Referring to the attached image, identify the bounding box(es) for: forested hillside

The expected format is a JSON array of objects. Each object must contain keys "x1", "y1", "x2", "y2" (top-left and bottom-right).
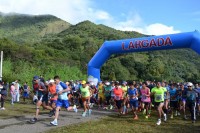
[{"x1": 0, "y1": 12, "x2": 200, "y2": 83}]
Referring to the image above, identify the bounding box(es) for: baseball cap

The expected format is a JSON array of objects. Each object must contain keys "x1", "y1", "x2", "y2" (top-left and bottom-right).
[
  {"x1": 187, "y1": 82, "x2": 193, "y2": 87},
  {"x1": 33, "y1": 76, "x2": 39, "y2": 80},
  {"x1": 49, "y1": 79, "x2": 54, "y2": 83},
  {"x1": 81, "y1": 80, "x2": 86, "y2": 84},
  {"x1": 122, "y1": 81, "x2": 127, "y2": 85},
  {"x1": 105, "y1": 82, "x2": 110, "y2": 86}
]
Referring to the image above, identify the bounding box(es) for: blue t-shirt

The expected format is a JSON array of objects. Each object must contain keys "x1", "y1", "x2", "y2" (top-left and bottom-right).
[
  {"x1": 56, "y1": 81, "x2": 68, "y2": 100},
  {"x1": 128, "y1": 88, "x2": 138, "y2": 101},
  {"x1": 169, "y1": 88, "x2": 178, "y2": 101}
]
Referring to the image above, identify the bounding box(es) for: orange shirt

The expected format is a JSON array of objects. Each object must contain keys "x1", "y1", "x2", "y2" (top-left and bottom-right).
[
  {"x1": 113, "y1": 87, "x2": 123, "y2": 100},
  {"x1": 48, "y1": 84, "x2": 58, "y2": 100}
]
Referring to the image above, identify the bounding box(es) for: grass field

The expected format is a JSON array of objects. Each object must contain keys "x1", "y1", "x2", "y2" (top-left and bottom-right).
[
  {"x1": 1, "y1": 98, "x2": 200, "y2": 133},
  {"x1": 0, "y1": 98, "x2": 49, "y2": 119},
  {"x1": 45, "y1": 111, "x2": 200, "y2": 133}
]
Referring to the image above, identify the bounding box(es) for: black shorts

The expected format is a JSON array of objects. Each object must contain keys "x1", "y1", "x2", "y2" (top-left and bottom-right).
[
  {"x1": 154, "y1": 102, "x2": 164, "y2": 107},
  {"x1": 115, "y1": 100, "x2": 123, "y2": 109},
  {"x1": 73, "y1": 92, "x2": 79, "y2": 97},
  {"x1": 170, "y1": 101, "x2": 178, "y2": 108},
  {"x1": 143, "y1": 102, "x2": 150, "y2": 106},
  {"x1": 38, "y1": 94, "x2": 48, "y2": 104}
]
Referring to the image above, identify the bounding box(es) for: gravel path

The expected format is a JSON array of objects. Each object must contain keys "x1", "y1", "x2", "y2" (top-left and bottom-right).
[{"x1": 0, "y1": 108, "x2": 114, "y2": 133}]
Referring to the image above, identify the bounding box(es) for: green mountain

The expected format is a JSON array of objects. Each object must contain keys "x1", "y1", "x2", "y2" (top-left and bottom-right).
[
  {"x1": 0, "y1": 12, "x2": 200, "y2": 83},
  {"x1": 0, "y1": 12, "x2": 71, "y2": 44}
]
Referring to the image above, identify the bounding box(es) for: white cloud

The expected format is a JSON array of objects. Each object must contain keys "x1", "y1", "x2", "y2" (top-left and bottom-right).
[
  {"x1": 0, "y1": 0, "x2": 180, "y2": 35},
  {"x1": 0, "y1": 0, "x2": 102, "y2": 24},
  {"x1": 145, "y1": 23, "x2": 181, "y2": 35},
  {"x1": 107, "y1": 13, "x2": 181, "y2": 35}
]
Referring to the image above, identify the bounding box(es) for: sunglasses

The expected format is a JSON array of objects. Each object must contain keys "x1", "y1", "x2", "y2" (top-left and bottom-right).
[{"x1": 188, "y1": 86, "x2": 192, "y2": 87}]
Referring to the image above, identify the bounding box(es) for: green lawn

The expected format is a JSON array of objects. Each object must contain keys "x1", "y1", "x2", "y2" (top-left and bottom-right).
[
  {"x1": 46, "y1": 111, "x2": 200, "y2": 133},
  {"x1": 1, "y1": 98, "x2": 200, "y2": 133},
  {"x1": 0, "y1": 98, "x2": 49, "y2": 119}
]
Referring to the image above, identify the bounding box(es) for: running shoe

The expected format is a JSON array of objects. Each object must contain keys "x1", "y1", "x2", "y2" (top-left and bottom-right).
[
  {"x1": 143, "y1": 109, "x2": 146, "y2": 115},
  {"x1": 164, "y1": 113, "x2": 167, "y2": 122},
  {"x1": 170, "y1": 114, "x2": 173, "y2": 119},
  {"x1": 29, "y1": 117, "x2": 38, "y2": 124},
  {"x1": 73, "y1": 105, "x2": 78, "y2": 113},
  {"x1": 175, "y1": 111, "x2": 178, "y2": 116},
  {"x1": 88, "y1": 109, "x2": 92, "y2": 116},
  {"x1": 184, "y1": 115, "x2": 188, "y2": 120},
  {"x1": 50, "y1": 120, "x2": 58, "y2": 126},
  {"x1": 82, "y1": 111, "x2": 87, "y2": 117},
  {"x1": 156, "y1": 119, "x2": 161, "y2": 125},
  {"x1": 177, "y1": 112, "x2": 181, "y2": 116},
  {"x1": 0, "y1": 107, "x2": 5, "y2": 110}
]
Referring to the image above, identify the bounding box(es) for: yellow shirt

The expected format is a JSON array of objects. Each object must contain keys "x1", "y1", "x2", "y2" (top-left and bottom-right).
[
  {"x1": 98, "y1": 84, "x2": 104, "y2": 96},
  {"x1": 122, "y1": 86, "x2": 128, "y2": 97}
]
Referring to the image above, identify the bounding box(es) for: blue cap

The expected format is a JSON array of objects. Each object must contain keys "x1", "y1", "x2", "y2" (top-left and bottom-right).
[{"x1": 33, "y1": 76, "x2": 39, "y2": 80}]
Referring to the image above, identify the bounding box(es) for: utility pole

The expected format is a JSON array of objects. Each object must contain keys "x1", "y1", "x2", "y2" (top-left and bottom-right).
[{"x1": 0, "y1": 51, "x2": 3, "y2": 81}]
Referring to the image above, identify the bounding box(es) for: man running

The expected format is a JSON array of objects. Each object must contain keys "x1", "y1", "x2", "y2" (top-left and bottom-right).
[
  {"x1": 186, "y1": 82, "x2": 199, "y2": 123},
  {"x1": 29, "y1": 76, "x2": 53, "y2": 124},
  {"x1": 50, "y1": 75, "x2": 77, "y2": 126}
]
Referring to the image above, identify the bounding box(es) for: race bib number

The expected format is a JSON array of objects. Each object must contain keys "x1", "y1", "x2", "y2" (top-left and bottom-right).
[
  {"x1": 82, "y1": 92, "x2": 86, "y2": 97},
  {"x1": 115, "y1": 96, "x2": 120, "y2": 100},
  {"x1": 155, "y1": 94, "x2": 162, "y2": 101},
  {"x1": 142, "y1": 95, "x2": 146, "y2": 100}
]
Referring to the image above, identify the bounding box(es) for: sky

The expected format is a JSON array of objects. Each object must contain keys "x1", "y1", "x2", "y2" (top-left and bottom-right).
[{"x1": 0, "y1": 0, "x2": 200, "y2": 35}]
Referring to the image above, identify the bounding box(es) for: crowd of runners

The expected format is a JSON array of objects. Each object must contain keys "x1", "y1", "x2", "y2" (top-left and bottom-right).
[{"x1": 0, "y1": 75, "x2": 200, "y2": 126}]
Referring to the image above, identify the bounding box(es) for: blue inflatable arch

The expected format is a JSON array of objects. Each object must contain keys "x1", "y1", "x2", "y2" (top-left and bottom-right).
[{"x1": 88, "y1": 31, "x2": 200, "y2": 81}]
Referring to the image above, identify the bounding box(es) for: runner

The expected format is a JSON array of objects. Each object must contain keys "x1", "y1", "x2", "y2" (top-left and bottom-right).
[
  {"x1": 50, "y1": 75, "x2": 78, "y2": 126},
  {"x1": 98, "y1": 81, "x2": 105, "y2": 109},
  {"x1": 180, "y1": 83, "x2": 188, "y2": 119},
  {"x1": 48, "y1": 79, "x2": 58, "y2": 117},
  {"x1": 186, "y1": 82, "x2": 199, "y2": 123},
  {"x1": 151, "y1": 81, "x2": 167, "y2": 125},
  {"x1": 29, "y1": 76, "x2": 53, "y2": 124},
  {"x1": 23, "y1": 82, "x2": 30, "y2": 103},
  {"x1": 113, "y1": 82, "x2": 123, "y2": 116},
  {"x1": 194, "y1": 83, "x2": 200, "y2": 116},
  {"x1": 127, "y1": 82, "x2": 139, "y2": 120},
  {"x1": 10, "y1": 82, "x2": 16, "y2": 105},
  {"x1": 104, "y1": 81, "x2": 111, "y2": 110},
  {"x1": 140, "y1": 82, "x2": 151, "y2": 118},
  {"x1": 110, "y1": 81, "x2": 116, "y2": 110},
  {"x1": 89, "y1": 82, "x2": 98, "y2": 108},
  {"x1": 79, "y1": 80, "x2": 92, "y2": 117},
  {"x1": 0, "y1": 81, "x2": 7, "y2": 110},
  {"x1": 121, "y1": 81, "x2": 128, "y2": 114},
  {"x1": 169, "y1": 83, "x2": 179, "y2": 119},
  {"x1": 162, "y1": 82, "x2": 170, "y2": 118}
]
